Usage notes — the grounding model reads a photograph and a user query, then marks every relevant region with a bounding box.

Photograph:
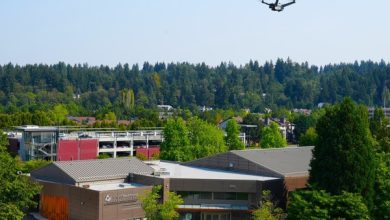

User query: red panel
[135,147,160,160]
[136,148,148,158]
[79,139,98,160]
[57,139,98,161]
[57,140,78,161]
[148,147,160,159]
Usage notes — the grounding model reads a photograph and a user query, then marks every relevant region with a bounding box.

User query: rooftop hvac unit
[154,168,170,176]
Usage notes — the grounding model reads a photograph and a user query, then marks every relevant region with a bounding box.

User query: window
[199,192,212,200]
[213,192,236,200]
[236,193,249,200]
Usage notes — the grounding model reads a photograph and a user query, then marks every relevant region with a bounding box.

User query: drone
[261,0,296,12]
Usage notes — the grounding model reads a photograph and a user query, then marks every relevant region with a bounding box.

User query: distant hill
[0,59,389,115]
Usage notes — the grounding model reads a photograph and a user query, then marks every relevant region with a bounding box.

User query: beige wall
[99,186,151,220]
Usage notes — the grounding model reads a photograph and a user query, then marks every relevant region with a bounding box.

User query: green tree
[161,117,228,162]
[370,108,385,138]
[261,122,287,148]
[139,185,160,220]
[121,88,135,110]
[139,185,183,220]
[225,119,245,150]
[160,118,191,161]
[252,190,286,220]
[298,127,317,146]
[0,133,41,219]
[288,189,370,220]
[309,98,376,211]
[373,152,390,219]
[159,192,184,220]
[16,158,51,173]
[103,111,117,121]
[371,110,390,219]
[187,117,227,158]
[0,203,24,220]
[49,104,69,125]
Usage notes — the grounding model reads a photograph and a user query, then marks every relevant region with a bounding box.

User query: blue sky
[1,0,390,67]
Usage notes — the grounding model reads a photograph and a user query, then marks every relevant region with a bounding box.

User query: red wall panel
[135,147,160,160]
[79,139,98,160]
[148,147,160,158]
[57,140,78,161]
[57,139,98,161]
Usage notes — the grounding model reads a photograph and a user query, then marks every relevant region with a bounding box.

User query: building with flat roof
[11,125,163,161]
[31,147,313,220]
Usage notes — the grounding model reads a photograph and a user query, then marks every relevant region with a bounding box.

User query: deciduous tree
[139,185,183,220]
[298,127,317,146]
[261,122,287,148]
[0,132,41,219]
[225,119,245,150]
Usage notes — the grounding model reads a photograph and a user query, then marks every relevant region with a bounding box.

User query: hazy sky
[1,0,390,67]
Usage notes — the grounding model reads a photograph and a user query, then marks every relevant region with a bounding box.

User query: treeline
[1,59,390,119]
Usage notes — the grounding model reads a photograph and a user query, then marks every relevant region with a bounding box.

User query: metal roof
[14,125,59,132]
[149,161,278,181]
[32,157,154,184]
[231,146,313,177]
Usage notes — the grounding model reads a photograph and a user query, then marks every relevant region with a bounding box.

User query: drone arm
[261,0,271,6]
[282,0,295,7]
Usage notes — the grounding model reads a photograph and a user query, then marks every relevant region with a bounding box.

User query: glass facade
[22,130,58,161]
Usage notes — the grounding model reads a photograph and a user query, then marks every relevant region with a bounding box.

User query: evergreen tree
[370,107,385,138]
[288,189,370,220]
[309,98,376,211]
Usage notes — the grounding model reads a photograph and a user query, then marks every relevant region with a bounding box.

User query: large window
[177,191,248,201]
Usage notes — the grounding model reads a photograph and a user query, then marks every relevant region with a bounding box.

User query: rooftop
[88,182,145,191]
[148,161,278,181]
[231,146,313,177]
[31,157,154,184]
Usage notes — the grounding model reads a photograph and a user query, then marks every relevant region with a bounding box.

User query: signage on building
[103,193,139,206]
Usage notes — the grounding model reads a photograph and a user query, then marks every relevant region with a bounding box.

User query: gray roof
[31,157,154,184]
[232,147,313,177]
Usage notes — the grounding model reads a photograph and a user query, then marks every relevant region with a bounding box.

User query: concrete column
[113,139,117,158]
[130,139,134,156]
